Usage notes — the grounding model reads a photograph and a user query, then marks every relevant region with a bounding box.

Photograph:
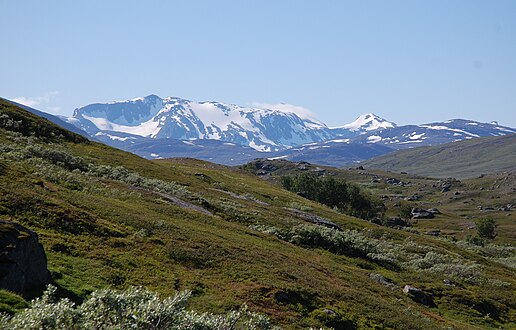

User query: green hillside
[361,134,516,179]
[0,99,515,329]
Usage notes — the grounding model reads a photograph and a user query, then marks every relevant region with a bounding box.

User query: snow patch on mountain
[367,135,383,143]
[420,125,480,137]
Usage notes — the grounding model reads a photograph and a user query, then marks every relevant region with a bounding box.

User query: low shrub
[281,173,385,220]
[0,285,277,330]
[252,223,397,265]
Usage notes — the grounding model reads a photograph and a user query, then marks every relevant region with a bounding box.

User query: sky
[1,0,515,127]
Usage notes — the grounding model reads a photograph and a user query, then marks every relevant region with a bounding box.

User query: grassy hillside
[243,159,516,244]
[0,99,515,329]
[361,134,516,179]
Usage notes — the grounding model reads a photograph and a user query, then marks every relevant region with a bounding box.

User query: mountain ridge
[8,94,515,167]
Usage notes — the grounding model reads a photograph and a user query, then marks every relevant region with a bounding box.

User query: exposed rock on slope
[0,221,51,297]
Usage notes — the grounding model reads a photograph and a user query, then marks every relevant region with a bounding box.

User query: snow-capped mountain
[330,113,396,134]
[66,95,334,152]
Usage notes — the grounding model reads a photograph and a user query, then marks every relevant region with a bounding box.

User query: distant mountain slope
[362,134,516,179]
[269,139,395,166]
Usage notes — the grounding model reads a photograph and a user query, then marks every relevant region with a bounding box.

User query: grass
[0,99,515,329]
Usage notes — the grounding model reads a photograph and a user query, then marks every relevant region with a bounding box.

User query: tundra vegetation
[0,99,515,329]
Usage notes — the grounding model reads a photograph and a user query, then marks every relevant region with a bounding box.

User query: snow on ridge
[94,132,136,141]
[409,133,426,140]
[327,138,350,143]
[420,125,480,137]
[83,115,161,137]
[495,126,516,133]
[250,102,324,124]
[366,135,382,143]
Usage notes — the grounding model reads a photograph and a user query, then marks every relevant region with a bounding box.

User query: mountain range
[6,95,516,166]
[60,94,515,166]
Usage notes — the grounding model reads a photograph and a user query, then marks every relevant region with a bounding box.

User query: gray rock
[370,273,397,289]
[385,178,401,185]
[384,217,410,228]
[0,221,51,297]
[322,308,337,315]
[411,208,435,219]
[403,285,433,306]
[424,230,441,236]
[286,208,342,231]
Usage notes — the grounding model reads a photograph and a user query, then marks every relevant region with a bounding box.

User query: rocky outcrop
[0,221,51,297]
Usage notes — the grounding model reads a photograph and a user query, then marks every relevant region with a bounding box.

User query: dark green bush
[476,218,496,240]
[281,173,384,220]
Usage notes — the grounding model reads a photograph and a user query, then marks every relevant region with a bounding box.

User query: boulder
[424,230,441,237]
[385,178,401,185]
[427,208,440,214]
[384,217,410,228]
[411,208,435,219]
[403,285,433,306]
[322,308,337,315]
[370,273,397,289]
[0,221,51,297]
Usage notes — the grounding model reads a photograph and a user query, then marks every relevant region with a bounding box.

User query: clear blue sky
[1,0,515,127]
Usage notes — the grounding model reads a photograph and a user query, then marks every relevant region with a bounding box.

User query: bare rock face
[0,220,51,297]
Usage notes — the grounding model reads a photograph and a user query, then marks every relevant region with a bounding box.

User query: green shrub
[0,285,277,330]
[404,251,483,284]
[87,164,188,197]
[476,218,496,240]
[281,173,384,220]
[253,223,397,265]
[398,202,414,220]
